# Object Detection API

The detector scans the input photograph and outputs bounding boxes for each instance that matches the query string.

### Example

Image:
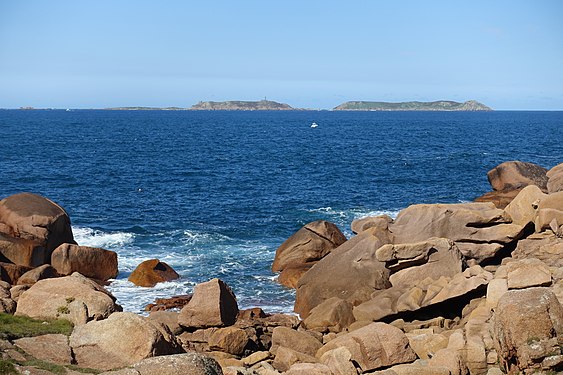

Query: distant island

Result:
[189,100,295,111]
[104,107,187,111]
[333,100,492,111]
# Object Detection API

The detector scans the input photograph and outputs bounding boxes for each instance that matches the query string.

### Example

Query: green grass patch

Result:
[0,359,17,375]
[0,313,73,340]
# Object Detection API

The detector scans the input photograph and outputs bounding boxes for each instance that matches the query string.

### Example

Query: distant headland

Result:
[189,100,295,111]
[333,100,492,111]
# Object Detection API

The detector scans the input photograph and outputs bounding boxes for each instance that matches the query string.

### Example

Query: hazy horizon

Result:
[1,1,562,110]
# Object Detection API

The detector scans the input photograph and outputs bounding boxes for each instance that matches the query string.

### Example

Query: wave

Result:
[307,206,401,220]
[182,229,231,245]
[72,226,135,248]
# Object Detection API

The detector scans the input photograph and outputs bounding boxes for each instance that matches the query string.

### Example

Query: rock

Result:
[14,334,73,365]
[317,322,417,372]
[474,189,521,209]
[277,264,311,289]
[303,297,355,333]
[131,352,223,375]
[506,258,552,289]
[270,326,322,356]
[178,278,239,329]
[70,312,183,370]
[294,226,391,318]
[15,272,120,325]
[504,185,546,226]
[16,264,58,285]
[272,220,346,273]
[0,233,46,268]
[128,259,179,287]
[9,284,29,301]
[486,278,508,309]
[376,238,463,288]
[148,311,182,335]
[272,346,318,372]
[145,294,192,312]
[51,243,118,281]
[535,191,563,232]
[208,327,249,356]
[389,202,525,263]
[319,347,358,375]
[0,262,31,284]
[512,231,563,267]
[284,363,332,375]
[242,351,270,366]
[405,330,449,360]
[0,193,75,258]
[351,214,393,234]
[486,161,548,192]
[0,297,16,313]
[493,287,563,374]
[547,162,563,193]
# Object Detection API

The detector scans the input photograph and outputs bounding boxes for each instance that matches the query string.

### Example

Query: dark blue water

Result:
[0,110,561,313]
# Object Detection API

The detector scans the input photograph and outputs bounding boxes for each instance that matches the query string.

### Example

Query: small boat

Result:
[310,122,318,128]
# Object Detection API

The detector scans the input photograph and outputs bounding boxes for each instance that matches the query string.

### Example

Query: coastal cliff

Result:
[334,100,492,111]
[189,100,294,111]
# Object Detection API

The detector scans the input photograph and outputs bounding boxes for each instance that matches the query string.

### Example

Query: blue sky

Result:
[1,1,562,109]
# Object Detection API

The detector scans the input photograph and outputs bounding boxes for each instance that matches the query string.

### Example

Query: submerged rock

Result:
[128,259,179,287]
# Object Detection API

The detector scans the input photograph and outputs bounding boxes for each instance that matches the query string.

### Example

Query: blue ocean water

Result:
[0,109,561,313]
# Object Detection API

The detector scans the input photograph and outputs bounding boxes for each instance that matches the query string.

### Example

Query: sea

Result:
[0,109,561,314]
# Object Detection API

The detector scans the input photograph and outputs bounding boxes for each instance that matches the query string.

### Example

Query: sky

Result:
[0,1,562,110]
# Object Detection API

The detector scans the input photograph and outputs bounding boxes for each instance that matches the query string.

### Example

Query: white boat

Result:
[311,122,318,128]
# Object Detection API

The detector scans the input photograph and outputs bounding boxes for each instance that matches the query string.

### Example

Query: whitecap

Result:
[72,226,134,249]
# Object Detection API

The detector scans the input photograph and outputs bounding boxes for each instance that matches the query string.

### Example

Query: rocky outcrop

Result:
[487,161,548,192]
[294,226,391,318]
[70,312,184,370]
[493,287,563,374]
[272,221,346,289]
[128,259,180,287]
[547,162,563,193]
[51,243,118,281]
[0,193,75,261]
[0,233,46,268]
[15,272,121,325]
[16,264,58,285]
[126,352,223,375]
[178,278,239,329]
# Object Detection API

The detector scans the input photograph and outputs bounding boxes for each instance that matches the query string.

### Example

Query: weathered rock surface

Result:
[272,346,318,372]
[15,272,120,325]
[128,259,179,287]
[0,193,75,259]
[474,189,521,209]
[317,322,417,372]
[102,352,224,375]
[272,220,346,273]
[0,261,31,284]
[145,294,192,312]
[70,312,184,370]
[303,297,355,333]
[493,287,563,374]
[284,362,332,374]
[179,278,239,329]
[270,326,322,356]
[389,202,525,263]
[547,162,563,193]
[14,334,73,365]
[294,226,391,318]
[16,264,58,285]
[505,258,552,289]
[512,232,563,267]
[503,185,546,226]
[208,327,249,356]
[51,243,118,281]
[0,233,46,268]
[277,264,311,289]
[319,346,358,375]
[534,191,563,232]
[487,161,549,192]
[351,214,393,234]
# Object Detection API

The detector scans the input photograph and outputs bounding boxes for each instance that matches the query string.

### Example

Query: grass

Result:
[0,360,17,375]
[0,313,73,340]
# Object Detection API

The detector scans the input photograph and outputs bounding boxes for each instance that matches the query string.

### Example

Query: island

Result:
[103,107,187,111]
[189,100,295,111]
[333,100,492,111]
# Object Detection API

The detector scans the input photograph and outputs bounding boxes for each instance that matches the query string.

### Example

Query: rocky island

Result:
[189,100,295,111]
[1,160,562,375]
[333,100,492,111]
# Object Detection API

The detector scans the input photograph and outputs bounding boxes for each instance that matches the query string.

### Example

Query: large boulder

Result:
[303,297,355,333]
[294,226,391,318]
[316,322,417,372]
[487,161,549,192]
[70,312,184,370]
[272,220,346,272]
[15,272,121,325]
[0,262,31,284]
[512,232,563,267]
[547,162,563,193]
[14,334,73,365]
[178,278,239,329]
[493,287,563,374]
[128,352,223,375]
[270,326,322,356]
[389,202,526,263]
[16,264,58,285]
[0,233,46,268]
[0,193,76,260]
[128,259,179,287]
[51,243,118,281]
[534,191,563,233]
[503,185,546,226]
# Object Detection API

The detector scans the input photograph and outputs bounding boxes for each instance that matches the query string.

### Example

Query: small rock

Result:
[128,259,179,287]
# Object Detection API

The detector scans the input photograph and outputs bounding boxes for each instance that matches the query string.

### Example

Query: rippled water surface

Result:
[1,110,561,313]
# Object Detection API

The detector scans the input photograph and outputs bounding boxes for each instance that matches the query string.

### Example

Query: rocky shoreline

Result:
[1,160,562,375]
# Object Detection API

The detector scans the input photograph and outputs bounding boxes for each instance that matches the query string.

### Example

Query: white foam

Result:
[72,226,134,249]
[307,207,400,220]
